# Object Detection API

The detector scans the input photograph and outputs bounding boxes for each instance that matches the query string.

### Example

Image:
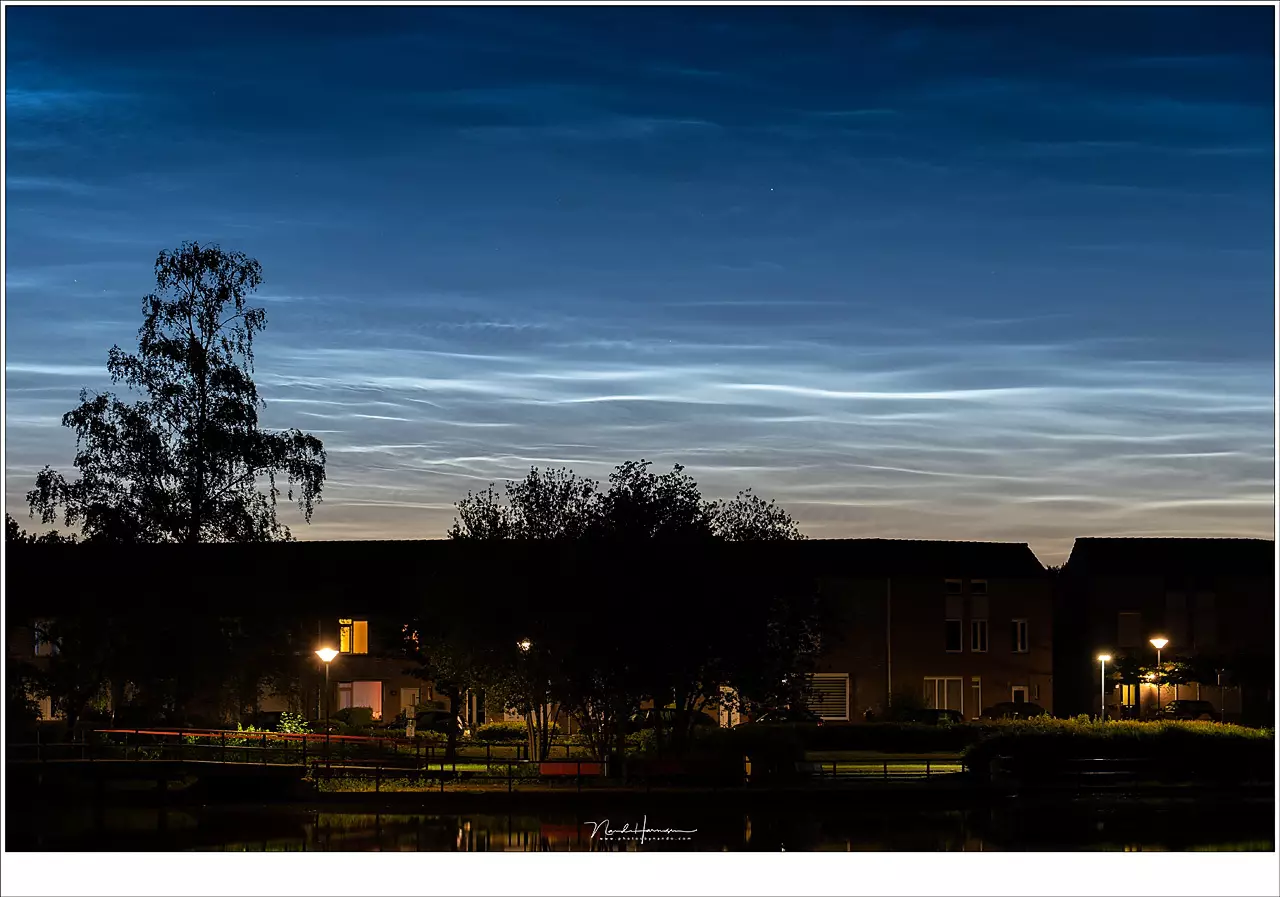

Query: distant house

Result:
[1054,537,1275,725]
[806,540,1053,721]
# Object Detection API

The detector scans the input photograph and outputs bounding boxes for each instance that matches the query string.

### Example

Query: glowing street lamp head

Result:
[315,647,339,664]
[1097,654,1112,663]
[517,639,532,653]
[1149,637,1168,651]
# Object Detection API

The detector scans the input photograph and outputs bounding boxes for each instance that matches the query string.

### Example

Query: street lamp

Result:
[1097,654,1112,721]
[316,647,338,760]
[1149,637,1168,717]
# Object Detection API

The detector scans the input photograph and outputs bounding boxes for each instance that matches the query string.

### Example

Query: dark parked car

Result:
[414,709,467,737]
[890,708,964,726]
[738,707,824,727]
[1157,700,1220,721]
[627,708,720,734]
[981,702,1047,720]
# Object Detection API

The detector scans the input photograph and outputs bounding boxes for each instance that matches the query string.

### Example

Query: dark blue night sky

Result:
[4,5,1274,561]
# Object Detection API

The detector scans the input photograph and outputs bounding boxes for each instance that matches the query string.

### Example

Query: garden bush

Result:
[332,706,375,728]
[962,717,1274,782]
[475,721,531,743]
[804,722,990,753]
[276,711,310,734]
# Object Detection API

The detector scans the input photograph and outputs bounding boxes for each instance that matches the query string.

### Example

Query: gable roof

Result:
[1063,537,1275,578]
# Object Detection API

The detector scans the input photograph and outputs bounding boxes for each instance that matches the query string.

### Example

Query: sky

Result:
[3,5,1275,564]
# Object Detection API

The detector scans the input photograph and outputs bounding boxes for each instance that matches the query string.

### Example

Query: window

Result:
[806,674,850,721]
[1011,685,1029,704]
[944,579,963,595]
[970,619,989,653]
[970,678,982,719]
[969,579,988,596]
[1117,612,1142,648]
[338,619,369,654]
[924,677,963,712]
[1011,619,1029,653]
[1120,684,1137,707]
[944,620,963,652]
[339,680,383,719]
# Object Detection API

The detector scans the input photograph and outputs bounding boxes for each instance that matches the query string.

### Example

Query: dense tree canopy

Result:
[26,242,326,543]
[437,459,816,761]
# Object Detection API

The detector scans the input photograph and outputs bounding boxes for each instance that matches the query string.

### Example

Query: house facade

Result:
[806,540,1053,721]
[1054,537,1275,725]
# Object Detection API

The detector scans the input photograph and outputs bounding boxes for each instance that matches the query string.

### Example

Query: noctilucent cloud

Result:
[4,6,1274,564]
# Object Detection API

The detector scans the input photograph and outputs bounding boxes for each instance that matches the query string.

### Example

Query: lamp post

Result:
[1097,654,1112,721]
[316,647,338,763]
[1149,638,1168,717]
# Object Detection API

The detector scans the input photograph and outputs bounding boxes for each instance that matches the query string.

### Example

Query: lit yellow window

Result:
[339,619,368,654]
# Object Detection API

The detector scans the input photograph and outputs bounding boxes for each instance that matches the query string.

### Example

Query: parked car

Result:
[1156,700,1220,721]
[737,707,824,727]
[414,709,467,737]
[981,702,1047,720]
[627,708,720,733]
[890,708,964,726]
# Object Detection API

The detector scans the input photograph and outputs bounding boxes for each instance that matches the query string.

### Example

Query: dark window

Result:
[944,579,962,595]
[970,619,989,653]
[1011,619,1029,653]
[945,620,963,652]
[969,579,988,596]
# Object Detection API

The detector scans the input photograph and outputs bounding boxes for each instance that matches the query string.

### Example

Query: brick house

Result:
[1054,537,1275,724]
[804,540,1053,721]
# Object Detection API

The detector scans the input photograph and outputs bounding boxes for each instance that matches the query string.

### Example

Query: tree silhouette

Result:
[27,242,326,543]
[442,459,812,761]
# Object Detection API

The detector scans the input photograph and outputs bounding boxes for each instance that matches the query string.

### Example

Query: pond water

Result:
[12,799,1274,852]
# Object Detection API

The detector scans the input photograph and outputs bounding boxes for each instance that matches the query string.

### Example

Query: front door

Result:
[1011,686,1029,704]
[402,687,420,715]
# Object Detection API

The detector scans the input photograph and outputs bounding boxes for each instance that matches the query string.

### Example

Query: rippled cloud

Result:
[3,5,1274,564]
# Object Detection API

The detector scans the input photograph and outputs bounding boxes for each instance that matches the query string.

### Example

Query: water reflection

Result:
[14,802,1274,852]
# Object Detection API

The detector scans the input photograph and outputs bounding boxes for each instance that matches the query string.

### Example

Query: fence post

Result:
[221,732,226,764]
[508,762,513,794]
[262,733,267,764]
[376,766,381,794]
[883,762,888,780]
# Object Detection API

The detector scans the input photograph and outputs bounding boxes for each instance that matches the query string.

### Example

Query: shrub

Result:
[962,718,1274,782]
[276,711,310,734]
[475,721,530,743]
[333,706,375,729]
[805,722,987,753]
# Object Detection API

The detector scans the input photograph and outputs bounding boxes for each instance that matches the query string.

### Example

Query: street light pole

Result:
[1097,654,1111,721]
[1149,638,1168,718]
[315,648,338,766]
